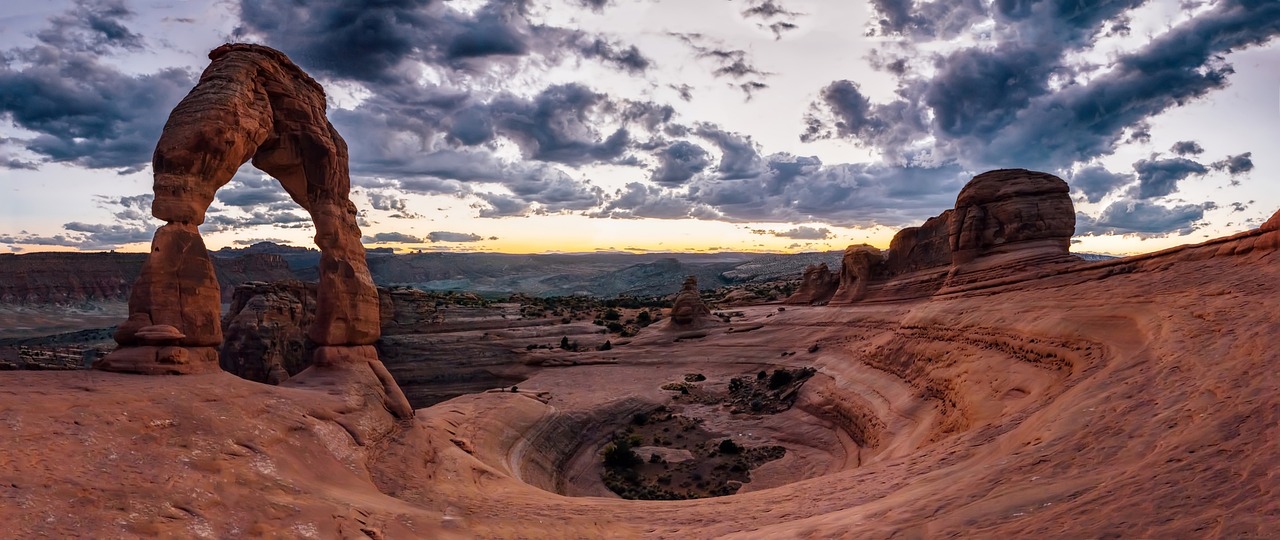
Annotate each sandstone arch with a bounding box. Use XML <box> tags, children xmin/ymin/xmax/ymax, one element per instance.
<box><xmin>95</xmin><ymin>44</ymin><xmax>410</xmax><ymax>418</ymax></box>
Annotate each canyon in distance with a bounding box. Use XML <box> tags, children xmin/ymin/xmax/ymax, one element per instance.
<box><xmin>1</xmin><ymin>44</ymin><xmax>1278</xmax><ymax>539</ymax></box>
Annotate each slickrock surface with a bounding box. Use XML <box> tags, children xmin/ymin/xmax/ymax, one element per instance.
<box><xmin>783</xmin><ymin>263</ymin><xmax>839</xmax><ymax>305</ymax></box>
<box><xmin>3</xmin><ymin>217</ymin><xmax>1277</xmax><ymax>538</ymax></box>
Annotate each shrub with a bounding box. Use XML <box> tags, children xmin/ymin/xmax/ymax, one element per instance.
<box><xmin>606</xmin><ymin>321</ymin><xmax>625</xmax><ymax>333</ymax></box>
<box><xmin>603</xmin><ymin>308</ymin><xmax>622</xmax><ymax>321</ymax></box>
<box><xmin>718</xmin><ymin>439</ymin><xmax>743</xmax><ymax>454</ymax></box>
<box><xmin>636</xmin><ymin>310</ymin><xmax>652</xmax><ymax>325</ymax></box>
<box><xmin>768</xmin><ymin>369</ymin><xmax>794</xmax><ymax>389</ymax></box>
<box><xmin>598</xmin><ymin>340</ymin><xmax>612</xmax><ymax>351</ymax></box>
<box><xmin>603</xmin><ymin>439</ymin><xmax>642</xmax><ymax>469</ymax></box>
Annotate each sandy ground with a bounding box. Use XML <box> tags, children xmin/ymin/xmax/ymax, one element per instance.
<box><xmin>1</xmin><ymin>227</ymin><xmax>1278</xmax><ymax>538</ymax></box>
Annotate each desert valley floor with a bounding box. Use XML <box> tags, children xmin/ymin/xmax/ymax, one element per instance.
<box><xmin>2</xmin><ymin>218</ymin><xmax>1278</xmax><ymax>539</ymax></box>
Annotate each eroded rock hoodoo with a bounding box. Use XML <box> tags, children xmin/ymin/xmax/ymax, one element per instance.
<box><xmin>94</xmin><ymin>44</ymin><xmax>411</xmax><ymax>418</ymax></box>
<box><xmin>784</xmin><ymin>263</ymin><xmax>839</xmax><ymax>305</ymax></box>
<box><xmin>668</xmin><ymin>276</ymin><xmax>713</xmax><ymax>328</ymax></box>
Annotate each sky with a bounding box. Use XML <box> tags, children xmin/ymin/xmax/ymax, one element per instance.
<box><xmin>0</xmin><ymin>0</ymin><xmax>1277</xmax><ymax>256</ymax></box>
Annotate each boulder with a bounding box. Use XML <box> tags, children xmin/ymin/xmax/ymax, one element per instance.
<box><xmin>784</xmin><ymin>263</ymin><xmax>839</xmax><ymax>305</ymax></box>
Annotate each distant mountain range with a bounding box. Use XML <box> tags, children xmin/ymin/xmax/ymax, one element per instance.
<box><xmin>1</xmin><ymin>241</ymin><xmax>1122</xmax><ymax>306</ymax></box>
<box><xmin>2</xmin><ymin>242</ymin><xmax>840</xmax><ymax>305</ymax></box>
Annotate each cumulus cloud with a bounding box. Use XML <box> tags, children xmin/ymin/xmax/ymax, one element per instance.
<box><xmin>427</xmin><ymin>231</ymin><xmax>485</xmax><ymax>243</ymax></box>
<box><xmin>1211</xmin><ymin>152</ymin><xmax>1254</xmax><ymax>176</ymax></box>
<box><xmin>1077</xmin><ymin>200</ymin><xmax>1212</xmax><ymax>238</ymax></box>
<box><xmin>1130</xmin><ymin>157</ymin><xmax>1208</xmax><ymax>199</ymax></box>
<box><xmin>1070</xmin><ymin>165</ymin><xmax>1135</xmax><ymax>204</ymax></box>
<box><xmin>364</xmin><ymin>232</ymin><xmax>423</xmax><ymax>244</ymax></box>
<box><xmin>759</xmin><ymin>226</ymin><xmax>833</xmax><ymax>240</ymax></box>
<box><xmin>651</xmin><ymin>141</ymin><xmax>711</xmax><ymax>186</ymax></box>
<box><xmin>1170</xmin><ymin>141</ymin><xmax>1205</xmax><ymax>156</ymax></box>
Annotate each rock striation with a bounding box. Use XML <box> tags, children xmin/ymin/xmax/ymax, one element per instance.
<box><xmin>95</xmin><ymin>44</ymin><xmax>410</xmax><ymax>418</ymax></box>
<box><xmin>668</xmin><ymin>276</ymin><xmax>713</xmax><ymax>328</ymax></box>
<box><xmin>784</xmin><ymin>263</ymin><xmax>839</xmax><ymax>305</ymax></box>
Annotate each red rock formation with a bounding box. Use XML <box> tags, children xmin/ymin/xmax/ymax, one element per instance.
<box><xmin>668</xmin><ymin>276</ymin><xmax>712</xmax><ymax>328</ymax></box>
<box><xmin>949</xmin><ymin>169</ymin><xmax>1075</xmax><ymax>265</ymax></box>
<box><xmin>883</xmin><ymin>210</ymin><xmax>952</xmax><ymax>275</ymax></box>
<box><xmin>96</xmin><ymin>44</ymin><xmax>409</xmax><ymax>418</ymax></box>
<box><xmin>784</xmin><ymin>263</ymin><xmax>839</xmax><ymax>305</ymax></box>
<box><xmin>828</xmin><ymin>169</ymin><xmax>1078</xmax><ymax>305</ymax></box>
<box><xmin>830</xmin><ymin>245</ymin><xmax>884</xmax><ymax>304</ymax></box>
<box><xmin>1263</xmin><ymin>208</ymin><xmax>1280</xmax><ymax>232</ymax></box>
<box><xmin>220</xmin><ymin>281</ymin><xmax>316</xmax><ymax>384</ymax></box>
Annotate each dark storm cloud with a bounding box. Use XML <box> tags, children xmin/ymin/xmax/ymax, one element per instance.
<box><xmin>36</xmin><ymin>0</ymin><xmax>145</xmax><ymax>53</ymax></box>
<box><xmin>427</xmin><ymin>231</ymin><xmax>485</xmax><ymax>243</ymax></box>
<box><xmin>235</xmin><ymin>0</ymin><xmax>651</xmax><ymax>84</ymax></box>
<box><xmin>651</xmin><ymin>141</ymin><xmax>711</xmax><ymax>186</ymax></box>
<box><xmin>1070</xmin><ymin>165</ymin><xmax>1134</xmax><ymax>203</ymax></box>
<box><xmin>486</xmin><ymin>84</ymin><xmax>630</xmax><ymax>165</ymax></box>
<box><xmin>363</xmin><ymin>232</ymin><xmax>423</xmax><ymax>244</ymax></box>
<box><xmin>1170</xmin><ymin>141</ymin><xmax>1205</xmax><ymax>156</ymax></box>
<box><xmin>813</xmin><ymin>0</ymin><xmax>1280</xmax><ymax>178</ymax></box>
<box><xmin>1131</xmin><ymin>157</ymin><xmax>1208</xmax><ymax>199</ymax></box>
<box><xmin>686</xmin><ymin>155</ymin><xmax>967</xmax><ymax>226</ymax></box>
<box><xmin>1077</xmin><ymin>200</ymin><xmax>1211</xmax><ymax>237</ymax></box>
<box><xmin>1212</xmin><ymin>152</ymin><xmax>1254</xmax><ymax>175</ymax></box>
<box><xmin>0</xmin><ymin>23</ymin><xmax>193</xmax><ymax>171</ymax></box>
<box><xmin>867</xmin><ymin>0</ymin><xmax>986</xmax><ymax>39</ymax></box>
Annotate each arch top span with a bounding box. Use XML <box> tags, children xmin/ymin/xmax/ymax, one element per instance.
<box><xmin>96</xmin><ymin>44</ymin><xmax>411</xmax><ymax>419</ymax></box>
